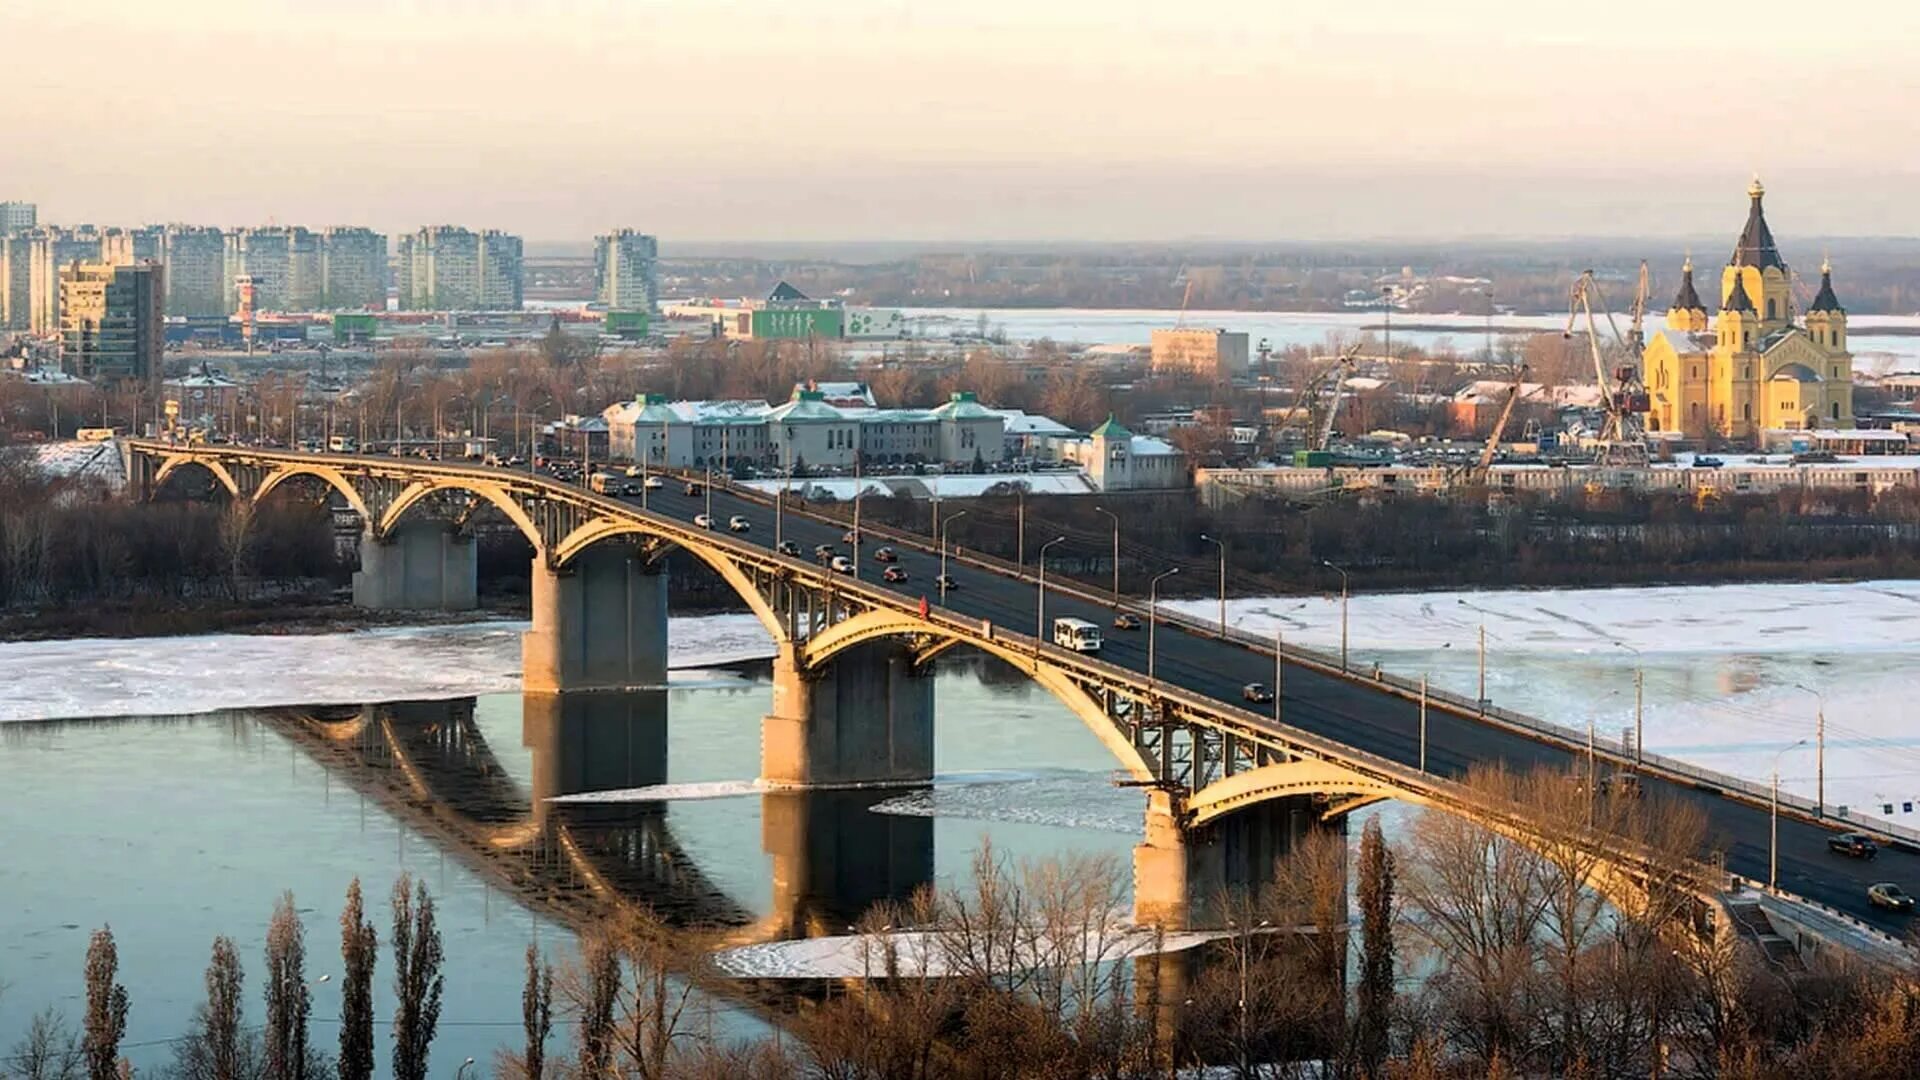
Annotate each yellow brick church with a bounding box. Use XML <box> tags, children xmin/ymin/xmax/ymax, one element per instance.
<box><xmin>1642</xmin><ymin>179</ymin><xmax>1852</xmax><ymax>444</ymax></box>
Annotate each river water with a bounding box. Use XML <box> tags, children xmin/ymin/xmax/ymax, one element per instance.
<box><xmin>5</xmin><ymin>578</ymin><xmax>1919</xmax><ymax>1069</ymax></box>
<box><xmin>896</xmin><ymin>306</ymin><xmax>1920</xmax><ymax>369</ymax></box>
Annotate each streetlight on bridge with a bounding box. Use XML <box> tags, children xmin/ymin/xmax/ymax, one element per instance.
<box><xmin>1613</xmin><ymin>640</ymin><xmax>1645</xmax><ymax>766</ymax></box>
<box><xmin>1770</xmin><ymin>738</ymin><xmax>1809</xmax><ymax>892</ymax></box>
<box><xmin>1036</xmin><ymin>536</ymin><xmax>1068</xmax><ymax>652</ymax></box>
<box><xmin>1094</xmin><ymin>505</ymin><xmax>1120</xmax><ymax>605</ymax></box>
<box><xmin>1148</xmin><ymin>567</ymin><xmax>1180</xmax><ymax>685</ymax></box>
<box><xmin>1792</xmin><ymin>683</ymin><xmax>1828</xmax><ymax>817</ymax></box>
<box><xmin>1200</xmin><ymin>533</ymin><xmax>1227</xmax><ymax>638</ymax></box>
<box><xmin>1321</xmin><ymin>559</ymin><xmax>1350</xmax><ymax>671</ymax></box>
<box><xmin>939</xmin><ymin>510</ymin><xmax>968</xmax><ymax>600</ymax></box>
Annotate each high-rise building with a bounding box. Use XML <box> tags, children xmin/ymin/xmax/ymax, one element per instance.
<box><xmin>320</xmin><ymin>226</ymin><xmax>387</xmax><ymax>310</ymax></box>
<box><xmin>478</xmin><ymin>230</ymin><xmax>523</xmax><ymax>310</ymax></box>
<box><xmin>0</xmin><ymin>202</ymin><xmax>35</xmax><ymax>233</ymax></box>
<box><xmin>396</xmin><ymin>226</ymin><xmax>481</xmax><ymax>310</ymax></box>
<box><xmin>60</xmin><ymin>261</ymin><xmax>164</xmax><ymax>384</ymax></box>
<box><xmin>29</xmin><ymin>226</ymin><xmax>107</xmax><ymax>334</ymax></box>
<box><xmin>594</xmin><ymin>229</ymin><xmax>659</xmax><ymax>313</ymax></box>
<box><xmin>0</xmin><ymin>233</ymin><xmax>30</xmax><ymax>329</ymax></box>
<box><xmin>223</xmin><ymin>227</ymin><xmax>293</xmax><ymax>312</ymax></box>
<box><xmin>159</xmin><ymin>225</ymin><xmax>227</xmax><ymax>317</ymax></box>
<box><xmin>286</xmin><ymin>227</ymin><xmax>323</xmax><ymax>311</ymax></box>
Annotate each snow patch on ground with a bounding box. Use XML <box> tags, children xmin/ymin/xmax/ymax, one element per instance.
<box><xmin>0</xmin><ymin>613</ymin><xmax>777</xmax><ymax>724</ymax></box>
<box><xmin>713</xmin><ymin>924</ymin><xmax>1236</xmax><ymax>980</ymax></box>
<box><xmin>1167</xmin><ymin>581</ymin><xmax>1920</xmax><ymax>830</ymax></box>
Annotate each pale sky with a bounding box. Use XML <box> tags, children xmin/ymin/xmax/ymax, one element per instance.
<box><xmin>6</xmin><ymin>0</ymin><xmax>1919</xmax><ymax>243</ymax></box>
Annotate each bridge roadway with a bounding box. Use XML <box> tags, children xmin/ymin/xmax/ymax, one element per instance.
<box><xmin>629</xmin><ymin>477</ymin><xmax>1917</xmax><ymax>939</ymax></box>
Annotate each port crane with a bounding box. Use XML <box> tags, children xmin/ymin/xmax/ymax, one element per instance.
<box><xmin>1448</xmin><ymin>362</ymin><xmax>1531</xmax><ymax>485</ymax></box>
<box><xmin>1564</xmin><ymin>266</ymin><xmax>1652</xmax><ymax>467</ymax></box>
<box><xmin>1269</xmin><ymin>343</ymin><xmax>1361</xmax><ymax>452</ymax></box>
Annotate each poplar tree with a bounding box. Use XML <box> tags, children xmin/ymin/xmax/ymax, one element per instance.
<box><xmin>338</xmin><ymin>879</ymin><xmax>377</xmax><ymax>1080</ymax></box>
<box><xmin>388</xmin><ymin>875</ymin><xmax>444</xmax><ymax>1080</ymax></box>
<box><xmin>264</xmin><ymin>892</ymin><xmax>312</xmax><ymax>1080</ymax></box>
<box><xmin>521</xmin><ymin>943</ymin><xmax>553</xmax><ymax>1080</ymax></box>
<box><xmin>1356</xmin><ymin>816</ymin><xmax>1398</xmax><ymax>1075</ymax></box>
<box><xmin>81</xmin><ymin>927</ymin><xmax>129</xmax><ymax>1080</ymax></box>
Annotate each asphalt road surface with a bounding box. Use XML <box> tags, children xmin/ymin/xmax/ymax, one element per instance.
<box><xmin>622</xmin><ymin>475</ymin><xmax>1916</xmax><ymax>939</ymax></box>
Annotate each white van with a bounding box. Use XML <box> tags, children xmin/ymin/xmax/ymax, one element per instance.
<box><xmin>1053</xmin><ymin>617</ymin><xmax>1103</xmax><ymax>653</ymax></box>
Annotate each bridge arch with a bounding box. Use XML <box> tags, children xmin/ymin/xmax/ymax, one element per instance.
<box><xmin>552</xmin><ymin>520</ymin><xmax>790</xmax><ymax>647</ymax></box>
<box><xmin>152</xmin><ymin>456</ymin><xmax>241</xmax><ymax>499</ymax></box>
<box><xmin>377</xmin><ymin>477</ymin><xmax>541</xmax><ymax>549</ymax></box>
<box><xmin>254</xmin><ymin>463</ymin><xmax>373</xmax><ymax>523</ymax></box>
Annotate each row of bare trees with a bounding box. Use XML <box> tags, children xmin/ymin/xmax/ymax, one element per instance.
<box><xmin>4</xmin><ymin>877</ymin><xmax>441</xmax><ymax>1080</ymax></box>
<box><xmin>10</xmin><ymin>769</ymin><xmax>1920</xmax><ymax>1078</ymax></box>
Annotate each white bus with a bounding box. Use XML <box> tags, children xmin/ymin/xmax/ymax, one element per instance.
<box><xmin>1053</xmin><ymin>617</ymin><xmax>1103</xmax><ymax>653</ymax></box>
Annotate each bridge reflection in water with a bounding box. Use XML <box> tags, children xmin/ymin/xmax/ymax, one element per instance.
<box><xmin>265</xmin><ymin>691</ymin><xmax>932</xmax><ymax>943</ymax></box>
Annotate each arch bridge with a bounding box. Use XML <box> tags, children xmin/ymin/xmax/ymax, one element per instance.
<box><xmin>125</xmin><ymin>441</ymin><xmax>1912</xmax><ymax>949</ymax></box>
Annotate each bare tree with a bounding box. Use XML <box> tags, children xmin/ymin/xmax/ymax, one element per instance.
<box><xmin>263</xmin><ymin>892</ymin><xmax>312</xmax><ymax>1080</ymax></box>
<box><xmin>174</xmin><ymin>936</ymin><xmax>249</xmax><ymax>1080</ymax></box>
<box><xmin>81</xmin><ymin>928</ymin><xmax>128</xmax><ymax>1080</ymax></box>
<box><xmin>388</xmin><ymin>875</ymin><xmax>444</xmax><ymax>1080</ymax></box>
<box><xmin>7</xmin><ymin>1009</ymin><xmax>85</xmax><ymax>1080</ymax></box>
<box><xmin>569</xmin><ymin>932</ymin><xmax>620</xmax><ymax>1079</ymax></box>
<box><xmin>521</xmin><ymin>943</ymin><xmax>552</xmax><ymax>1080</ymax></box>
<box><xmin>337</xmin><ymin>880</ymin><xmax>376</xmax><ymax>1080</ymax></box>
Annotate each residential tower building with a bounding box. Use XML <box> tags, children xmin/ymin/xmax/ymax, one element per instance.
<box><xmin>60</xmin><ymin>261</ymin><xmax>164</xmax><ymax>384</ymax></box>
<box><xmin>594</xmin><ymin>229</ymin><xmax>659</xmax><ymax>313</ymax></box>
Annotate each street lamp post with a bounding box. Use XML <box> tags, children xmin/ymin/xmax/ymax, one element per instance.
<box><xmin>1793</xmin><ymin>684</ymin><xmax>1827</xmax><ymax>817</ymax></box>
<box><xmin>1094</xmin><ymin>505</ymin><xmax>1121</xmax><ymax>605</ymax></box>
<box><xmin>1148</xmin><ymin>568</ymin><xmax>1180</xmax><ymax>685</ymax></box>
<box><xmin>1274</xmin><ymin>627</ymin><xmax>1284</xmax><ymax>723</ymax></box>
<box><xmin>1200</xmin><ymin>533</ymin><xmax>1226</xmax><ymax>637</ymax></box>
<box><xmin>1036</xmin><ymin>536</ymin><xmax>1068</xmax><ymax>650</ymax></box>
<box><xmin>1769</xmin><ymin>738</ymin><xmax>1809</xmax><ymax>892</ymax></box>
<box><xmin>1322</xmin><ymin>560</ymin><xmax>1350</xmax><ymax>671</ymax></box>
<box><xmin>456</xmin><ymin>1059</ymin><xmax>476</xmax><ymax>1080</ymax></box>
<box><xmin>1016</xmin><ymin>486</ymin><xmax>1027</xmax><ymax>574</ymax></box>
<box><xmin>940</xmin><ymin>510</ymin><xmax>969</xmax><ymax>600</ymax></box>
<box><xmin>1614</xmin><ymin>641</ymin><xmax>1645</xmax><ymax>766</ymax></box>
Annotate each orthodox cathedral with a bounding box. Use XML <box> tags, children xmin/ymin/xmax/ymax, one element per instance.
<box><xmin>1641</xmin><ymin>179</ymin><xmax>1852</xmax><ymax>443</ymax></box>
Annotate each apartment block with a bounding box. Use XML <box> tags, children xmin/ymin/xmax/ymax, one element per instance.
<box><xmin>320</xmin><ymin>226</ymin><xmax>387</xmax><ymax>309</ymax></box>
<box><xmin>0</xmin><ymin>202</ymin><xmax>34</xmax><ymax>233</ymax></box>
<box><xmin>478</xmin><ymin>230</ymin><xmax>523</xmax><ymax>310</ymax></box>
<box><xmin>60</xmin><ymin>261</ymin><xmax>164</xmax><ymax>383</ymax></box>
<box><xmin>594</xmin><ymin>229</ymin><xmax>659</xmax><ymax>312</ymax></box>
<box><xmin>160</xmin><ymin>225</ymin><xmax>227</xmax><ymax>317</ymax></box>
<box><xmin>224</xmin><ymin>227</ymin><xmax>293</xmax><ymax>313</ymax></box>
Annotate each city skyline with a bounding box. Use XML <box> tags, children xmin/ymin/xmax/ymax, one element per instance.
<box><xmin>6</xmin><ymin>0</ymin><xmax>1919</xmax><ymax>242</ymax></box>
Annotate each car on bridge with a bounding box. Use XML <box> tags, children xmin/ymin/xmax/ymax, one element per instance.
<box><xmin>1113</xmin><ymin>612</ymin><xmax>1142</xmax><ymax>631</ymax></box>
<box><xmin>883</xmin><ymin>566</ymin><xmax>909</xmax><ymax>583</ymax></box>
<box><xmin>1829</xmin><ymin>832</ymin><xmax>1879</xmax><ymax>860</ymax></box>
<box><xmin>728</xmin><ymin>515</ymin><xmax>751</xmax><ymax>532</ymax></box>
<box><xmin>842</xmin><ymin>530</ymin><xmax>859</xmax><ymax>544</ymax></box>
<box><xmin>814</xmin><ymin>544</ymin><xmax>836</xmax><ymax>561</ymax></box>
<box><xmin>644</xmin><ymin>475</ymin><xmax>664</xmax><ymax>490</ymax></box>
<box><xmin>1868</xmin><ymin>883</ymin><xmax>1914</xmax><ymax>912</ymax></box>
<box><xmin>935</xmin><ymin>574</ymin><xmax>958</xmax><ymax>591</ymax></box>
<box><xmin>693</xmin><ymin>513</ymin><xmax>714</xmax><ymax>529</ymax></box>
<box><xmin>684</xmin><ymin>481</ymin><xmax>703</xmax><ymax>496</ymax></box>
<box><xmin>873</xmin><ymin>547</ymin><xmax>898</xmax><ymax>562</ymax></box>
<box><xmin>829</xmin><ymin>556</ymin><xmax>854</xmax><ymax>574</ymax></box>
<box><xmin>776</xmin><ymin>540</ymin><xmax>800</xmax><ymax>557</ymax></box>
<box><xmin>1242</xmin><ymin>682</ymin><xmax>1275</xmax><ymax>704</ymax></box>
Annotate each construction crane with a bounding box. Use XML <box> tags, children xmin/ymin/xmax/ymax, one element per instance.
<box><xmin>1269</xmin><ymin>343</ymin><xmax>1361</xmax><ymax>451</ymax></box>
<box><xmin>1627</xmin><ymin>260</ymin><xmax>1650</xmax><ymax>354</ymax></box>
<box><xmin>1175</xmin><ymin>277</ymin><xmax>1195</xmax><ymax>328</ymax></box>
<box><xmin>1565</xmin><ymin>269</ymin><xmax>1651</xmax><ymax>467</ymax></box>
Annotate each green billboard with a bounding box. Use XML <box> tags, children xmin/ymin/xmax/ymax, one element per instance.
<box><xmin>333</xmin><ymin>312</ymin><xmax>377</xmax><ymax>342</ymax></box>
<box><xmin>751</xmin><ymin>307</ymin><xmax>843</xmax><ymax>340</ymax></box>
<box><xmin>606</xmin><ymin>310</ymin><xmax>650</xmax><ymax>339</ymax></box>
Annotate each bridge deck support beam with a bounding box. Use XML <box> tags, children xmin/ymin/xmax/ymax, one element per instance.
<box><xmin>522</xmin><ymin>548</ymin><xmax>669</xmax><ymax>693</ymax></box>
<box><xmin>1134</xmin><ymin>790</ymin><xmax>1345</xmax><ymax>931</ymax></box>
<box><xmin>351</xmin><ymin>522</ymin><xmax>477</xmax><ymax>611</ymax></box>
<box><xmin>761</xmin><ymin>640</ymin><xmax>934</xmax><ymax>787</ymax></box>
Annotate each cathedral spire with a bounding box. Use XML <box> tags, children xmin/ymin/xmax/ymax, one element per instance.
<box><xmin>1731</xmin><ymin>176</ymin><xmax>1785</xmax><ymax>271</ymax></box>
<box><xmin>1809</xmin><ymin>258</ymin><xmax>1844</xmax><ymax>314</ymax></box>
<box><xmin>1672</xmin><ymin>253</ymin><xmax>1704</xmax><ymax>312</ymax></box>
<box><xmin>1724</xmin><ymin>271</ymin><xmax>1756</xmax><ymax>314</ymax></box>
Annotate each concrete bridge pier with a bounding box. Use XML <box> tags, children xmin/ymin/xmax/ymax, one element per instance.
<box><xmin>523</xmin><ymin>689</ymin><xmax>670</xmax><ymax>826</ymax></box>
<box><xmin>522</xmin><ymin>547</ymin><xmax>669</xmax><ymax>693</ymax></box>
<box><xmin>760</xmin><ymin>640</ymin><xmax>934</xmax><ymax>788</ymax></box>
<box><xmin>351</xmin><ymin>522</ymin><xmax>478</xmax><ymax>610</ymax></box>
<box><xmin>762</xmin><ymin>788</ymin><xmax>935</xmax><ymax>938</ymax></box>
<box><xmin>1133</xmin><ymin>789</ymin><xmax>1345</xmax><ymax>930</ymax></box>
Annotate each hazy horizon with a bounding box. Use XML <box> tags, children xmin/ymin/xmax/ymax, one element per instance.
<box><xmin>8</xmin><ymin>0</ymin><xmax>1918</xmax><ymax>244</ymax></box>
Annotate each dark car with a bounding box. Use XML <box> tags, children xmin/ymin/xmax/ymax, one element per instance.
<box><xmin>873</xmin><ymin>546</ymin><xmax>898</xmax><ymax>563</ymax></box>
<box><xmin>883</xmin><ymin>566</ymin><xmax>909</xmax><ymax>583</ymax></box>
<box><xmin>1242</xmin><ymin>682</ymin><xmax>1275</xmax><ymax>704</ymax></box>
<box><xmin>935</xmin><ymin>574</ymin><xmax>958</xmax><ymax>591</ymax></box>
<box><xmin>776</xmin><ymin>540</ymin><xmax>801</xmax><ymax>557</ymax></box>
<box><xmin>1869</xmin><ymin>883</ymin><xmax>1914</xmax><ymax>912</ymax></box>
<box><xmin>842</xmin><ymin>530</ymin><xmax>859</xmax><ymax>544</ymax></box>
<box><xmin>683</xmin><ymin>481</ymin><xmax>704</xmax><ymax>496</ymax></box>
<box><xmin>1113</xmin><ymin>612</ymin><xmax>1142</xmax><ymax>631</ymax></box>
<box><xmin>813</xmin><ymin>544</ymin><xmax>836</xmax><ymax>561</ymax></box>
<box><xmin>1829</xmin><ymin>832</ymin><xmax>1880</xmax><ymax>860</ymax></box>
